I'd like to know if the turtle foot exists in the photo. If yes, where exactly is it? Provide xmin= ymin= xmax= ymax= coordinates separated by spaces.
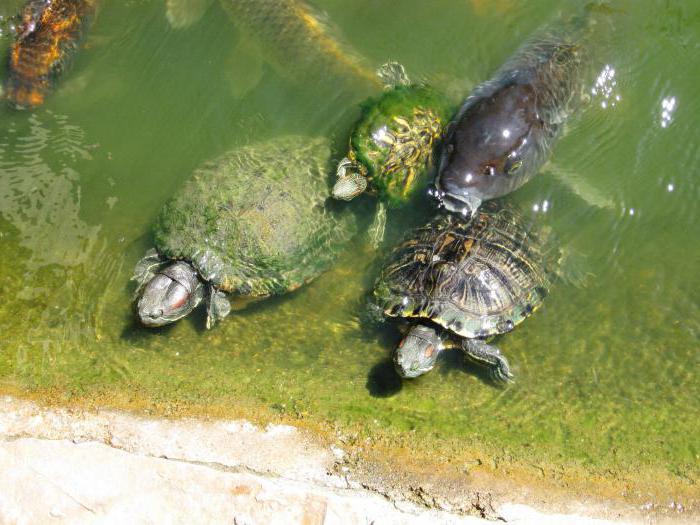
xmin=376 ymin=62 xmax=410 ymax=88
xmin=206 ymin=287 xmax=231 ymax=329
xmin=462 ymin=338 xmax=514 ymax=384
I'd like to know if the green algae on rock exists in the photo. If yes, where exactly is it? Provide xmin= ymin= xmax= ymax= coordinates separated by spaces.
xmin=0 ymin=0 xmax=699 ymax=516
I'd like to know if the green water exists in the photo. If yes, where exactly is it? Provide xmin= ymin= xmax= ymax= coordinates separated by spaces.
xmin=1 ymin=0 xmax=698 ymax=503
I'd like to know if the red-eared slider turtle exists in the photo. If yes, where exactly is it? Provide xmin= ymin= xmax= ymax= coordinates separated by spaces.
xmin=132 ymin=135 xmax=358 ymax=329
xmin=5 ymin=0 xmax=97 ymax=108
xmin=433 ymin=17 xmax=593 ymax=215
xmin=332 ymin=63 xmax=454 ymax=242
xmin=372 ymin=202 xmax=551 ymax=381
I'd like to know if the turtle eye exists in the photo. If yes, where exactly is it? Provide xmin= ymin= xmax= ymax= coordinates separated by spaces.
xmin=506 ymin=159 xmax=523 ymax=174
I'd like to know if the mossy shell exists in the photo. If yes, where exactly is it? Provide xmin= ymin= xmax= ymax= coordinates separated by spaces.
xmin=349 ymin=85 xmax=453 ymax=207
xmin=154 ymin=135 xmax=358 ymax=299
xmin=373 ymin=202 xmax=550 ymax=338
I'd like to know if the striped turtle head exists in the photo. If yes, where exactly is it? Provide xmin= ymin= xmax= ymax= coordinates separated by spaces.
xmin=332 ymin=157 xmax=368 ymax=201
xmin=394 ymin=324 xmax=443 ymax=379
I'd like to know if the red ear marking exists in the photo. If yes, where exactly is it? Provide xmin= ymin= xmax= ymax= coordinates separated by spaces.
xmin=424 ymin=345 xmax=435 ymax=357
xmin=169 ymin=287 xmax=189 ymax=310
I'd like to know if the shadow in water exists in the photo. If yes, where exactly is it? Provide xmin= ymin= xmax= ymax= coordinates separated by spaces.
xmin=366 ymin=359 xmax=402 ymax=398
xmin=120 ymin=313 xmax=179 ymax=343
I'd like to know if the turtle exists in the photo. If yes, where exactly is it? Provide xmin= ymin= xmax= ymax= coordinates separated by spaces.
xmin=433 ymin=10 xmax=602 ymax=215
xmin=132 ymin=135 xmax=359 ymax=329
xmin=332 ymin=63 xmax=454 ymax=244
xmin=4 ymin=0 xmax=98 ymax=108
xmin=372 ymin=201 xmax=553 ymax=382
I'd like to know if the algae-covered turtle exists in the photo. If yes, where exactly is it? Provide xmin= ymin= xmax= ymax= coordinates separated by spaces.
xmin=132 ymin=135 xmax=358 ymax=329
xmin=332 ymin=63 xmax=454 ymax=243
xmin=372 ymin=201 xmax=552 ymax=381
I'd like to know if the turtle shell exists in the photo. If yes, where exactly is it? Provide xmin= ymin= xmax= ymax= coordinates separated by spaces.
xmin=349 ymin=85 xmax=453 ymax=207
xmin=373 ymin=202 xmax=550 ymax=338
xmin=153 ymin=135 xmax=358 ymax=299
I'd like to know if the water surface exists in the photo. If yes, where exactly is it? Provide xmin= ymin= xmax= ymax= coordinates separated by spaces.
xmin=0 ymin=0 xmax=698 ymax=506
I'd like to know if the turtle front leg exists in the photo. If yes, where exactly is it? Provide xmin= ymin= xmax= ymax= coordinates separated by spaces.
xmin=206 ymin=286 xmax=231 ymax=329
xmin=131 ymin=248 xmax=165 ymax=298
xmin=461 ymin=338 xmax=514 ymax=383
xmin=367 ymin=201 xmax=387 ymax=249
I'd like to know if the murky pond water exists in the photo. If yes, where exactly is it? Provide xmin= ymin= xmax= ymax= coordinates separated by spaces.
xmin=1 ymin=0 xmax=698 ymax=505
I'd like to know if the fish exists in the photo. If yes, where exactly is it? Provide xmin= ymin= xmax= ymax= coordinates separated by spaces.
xmin=165 ymin=0 xmax=381 ymax=97
xmin=433 ymin=14 xmax=595 ymax=215
xmin=5 ymin=0 xmax=97 ymax=108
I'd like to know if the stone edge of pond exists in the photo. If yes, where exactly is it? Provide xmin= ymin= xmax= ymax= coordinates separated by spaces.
xmin=1 ymin=396 xmax=693 ymax=524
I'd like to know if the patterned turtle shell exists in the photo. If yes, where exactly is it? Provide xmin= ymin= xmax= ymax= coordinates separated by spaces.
xmin=153 ymin=135 xmax=358 ymax=299
xmin=348 ymin=85 xmax=453 ymax=207
xmin=373 ymin=202 xmax=550 ymax=338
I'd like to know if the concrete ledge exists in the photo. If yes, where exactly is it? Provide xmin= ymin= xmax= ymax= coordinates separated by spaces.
xmin=0 ymin=397 xmax=668 ymax=524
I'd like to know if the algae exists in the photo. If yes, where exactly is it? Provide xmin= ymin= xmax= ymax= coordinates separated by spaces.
xmin=0 ymin=0 xmax=698 ymax=514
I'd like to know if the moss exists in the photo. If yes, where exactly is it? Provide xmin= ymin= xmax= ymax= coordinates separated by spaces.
xmin=349 ymin=85 xmax=455 ymax=207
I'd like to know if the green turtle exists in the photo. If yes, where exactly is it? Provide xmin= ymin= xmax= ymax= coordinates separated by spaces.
xmin=132 ymin=135 xmax=358 ymax=329
xmin=332 ymin=63 xmax=454 ymax=243
xmin=372 ymin=201 xmax=553 ymax=382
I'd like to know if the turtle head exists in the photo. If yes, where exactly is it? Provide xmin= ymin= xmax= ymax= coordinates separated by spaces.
xmin=394 ymin=325 xmax=443 ymax=379
xmin=332 ymin=157 xmax=368 ymax=201
xmin=137 ymin=261 xmax=205 ymax=327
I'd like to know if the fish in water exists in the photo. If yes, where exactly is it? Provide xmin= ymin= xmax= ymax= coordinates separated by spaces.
xmin=166 ymin=0 xmax=381 ymax=96
xmin=433 ymin=16 xmax=594 ymax=215
xmin=5 ymin=0 xmax=97 ymax=108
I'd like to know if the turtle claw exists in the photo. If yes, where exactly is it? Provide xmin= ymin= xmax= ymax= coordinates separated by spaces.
xmin=491 ymin=359 xmax=515 ymax=384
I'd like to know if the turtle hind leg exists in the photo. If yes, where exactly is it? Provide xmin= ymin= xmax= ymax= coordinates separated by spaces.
xmin=131 ymin=248 xmax=165 ymax=299
xmin=461 ymin=338 xmax=514 ymax=384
